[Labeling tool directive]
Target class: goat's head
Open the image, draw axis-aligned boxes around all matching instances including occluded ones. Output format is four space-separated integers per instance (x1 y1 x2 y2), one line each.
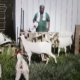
17 53 23 61
23 30 30 39
10 49 22 59
10 49 28 59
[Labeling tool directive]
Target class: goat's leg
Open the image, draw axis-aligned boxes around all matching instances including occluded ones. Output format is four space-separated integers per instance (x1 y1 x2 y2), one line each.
48 52 57 63
65 47 67 56
46 58 49 64
54 46 55 53
69 45 72 53
58 48 60 56
28 52 32 66
15 71 21 80
41 54 46 61
41 54 49 64
23 71 29 80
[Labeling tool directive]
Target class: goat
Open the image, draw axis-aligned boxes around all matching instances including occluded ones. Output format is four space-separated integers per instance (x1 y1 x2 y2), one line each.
51 32 73 56
18 34 57 65
11 49 29 80
23 31 52 64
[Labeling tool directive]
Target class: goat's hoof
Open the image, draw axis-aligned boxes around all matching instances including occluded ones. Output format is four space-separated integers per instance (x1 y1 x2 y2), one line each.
57 55 59 57
55 60 57 64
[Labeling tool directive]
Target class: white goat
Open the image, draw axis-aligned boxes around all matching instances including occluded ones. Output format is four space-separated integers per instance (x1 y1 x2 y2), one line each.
15 53 29 80
19 34 57 65
51 32 73 56
58 36 72 56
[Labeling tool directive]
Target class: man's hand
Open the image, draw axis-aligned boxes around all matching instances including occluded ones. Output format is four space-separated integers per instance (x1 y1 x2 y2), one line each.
47 21 50 32
47 28 49 32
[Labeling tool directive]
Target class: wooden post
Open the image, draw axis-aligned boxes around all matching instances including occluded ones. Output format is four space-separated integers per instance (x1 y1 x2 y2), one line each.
7 43 11 55
42 32 46 41
29 32 32 41
0 64 2 80
74 25 80 55
20 33 23 53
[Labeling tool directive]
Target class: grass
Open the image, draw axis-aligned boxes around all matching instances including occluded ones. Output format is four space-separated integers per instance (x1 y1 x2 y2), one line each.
0 47 80 80
29 53 79 80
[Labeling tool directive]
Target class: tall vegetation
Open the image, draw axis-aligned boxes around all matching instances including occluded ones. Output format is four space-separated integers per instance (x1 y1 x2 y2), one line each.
0 47 80 80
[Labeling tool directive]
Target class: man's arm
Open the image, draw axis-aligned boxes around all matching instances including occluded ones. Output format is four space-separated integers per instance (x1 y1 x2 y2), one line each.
47 21 50 32
46 13 50 32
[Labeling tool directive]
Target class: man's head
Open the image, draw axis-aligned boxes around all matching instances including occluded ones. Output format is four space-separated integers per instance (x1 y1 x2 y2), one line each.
39 5 45 14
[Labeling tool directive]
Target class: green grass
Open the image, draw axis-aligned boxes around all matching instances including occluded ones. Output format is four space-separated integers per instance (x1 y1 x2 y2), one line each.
29 53 80 80
0 47 80 80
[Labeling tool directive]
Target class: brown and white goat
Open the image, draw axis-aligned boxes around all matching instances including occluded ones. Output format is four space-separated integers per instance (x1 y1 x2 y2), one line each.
11 50 29 80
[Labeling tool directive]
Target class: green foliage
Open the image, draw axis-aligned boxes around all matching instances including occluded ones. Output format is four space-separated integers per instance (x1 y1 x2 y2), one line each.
29 54 80 80
0 48 80 80
0 47 17 80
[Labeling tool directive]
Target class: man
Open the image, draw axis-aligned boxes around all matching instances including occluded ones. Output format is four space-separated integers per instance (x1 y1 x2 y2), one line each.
33 5 50 32
33 5 50 63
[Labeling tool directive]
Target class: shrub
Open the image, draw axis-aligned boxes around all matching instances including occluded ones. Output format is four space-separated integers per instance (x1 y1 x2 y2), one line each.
0 47 80 80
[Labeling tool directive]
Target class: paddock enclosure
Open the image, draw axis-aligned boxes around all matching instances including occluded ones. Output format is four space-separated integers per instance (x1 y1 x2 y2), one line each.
15 0 80 45
19 31 71 53
19 32 53 53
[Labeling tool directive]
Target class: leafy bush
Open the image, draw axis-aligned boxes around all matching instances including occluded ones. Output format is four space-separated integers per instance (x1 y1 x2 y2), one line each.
0 47 17 80
0 47 80 80
29 53 80 80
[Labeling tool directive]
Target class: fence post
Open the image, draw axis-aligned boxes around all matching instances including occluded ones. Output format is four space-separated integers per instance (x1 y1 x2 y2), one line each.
29 32 32 41
47 32 50 40
74 25 80 55
42 32 43 41
20 32 23 53
35 32 37 42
